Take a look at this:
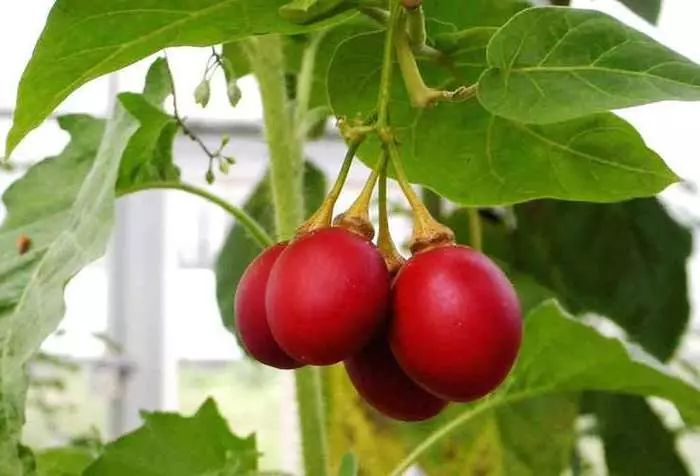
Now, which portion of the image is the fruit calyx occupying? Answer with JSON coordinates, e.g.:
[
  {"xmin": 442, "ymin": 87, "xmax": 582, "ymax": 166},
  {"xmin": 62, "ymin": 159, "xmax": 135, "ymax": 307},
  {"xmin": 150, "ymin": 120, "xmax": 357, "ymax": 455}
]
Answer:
[
  {"xmin": 333, "ymin": 164, "xmax": 378, "ymax": 240},
  {"xmin": 409, "ymin": 212, "xmax": 455, "ymax": 254}
]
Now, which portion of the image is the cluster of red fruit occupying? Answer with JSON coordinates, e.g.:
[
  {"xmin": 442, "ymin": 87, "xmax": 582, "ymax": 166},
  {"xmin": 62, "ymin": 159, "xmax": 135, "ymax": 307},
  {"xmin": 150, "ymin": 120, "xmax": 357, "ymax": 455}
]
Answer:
[{"xmin": 234, "ymin": 222, "xmax": 522, "ymax": 422}]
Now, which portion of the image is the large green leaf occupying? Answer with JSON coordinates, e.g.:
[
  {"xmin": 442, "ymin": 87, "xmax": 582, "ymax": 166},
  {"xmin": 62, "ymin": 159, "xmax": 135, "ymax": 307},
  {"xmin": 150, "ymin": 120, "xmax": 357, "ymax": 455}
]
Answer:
[
  {"xmin": 619, "ymin": 0, "xmax": 662, "ymax": 24},
  {"xmin": 594, "ymin": 395, "xmax": 691, "ymax": 476},
  {"xmin": 478, "ymin": 7, "xmax": 700, "ymax": 124},
  {"xmin": 279, "ymin": 0, "xmax": 354, "ymax": 25},
  {"xmin": 327, "ymin": 32, "xmax": 677, "ymax": 206},
  {"xmin": 503, "ymin": 301, "xmax": 700, "ymax": 423},
  {"xmin": 510, "ymin": 198, "xmax": 691, "ymax": 360},
  {"xmin": 423, "ymin": 0, "xmax": 529, "ymax": 35},
  {"xmin": 215, "ymin": 163, "xmax": 325, "ymax": 339},
  {"xmin": 467, "ymin": 198, "xmax": 693, "ymax": 474},
  {"xmin": 6, "ymin": 0, "xmax": 355, "ymax": 156},
  {"xmin": 36, "ymin": 448, "xmax": 95, "ymax": 476},
  {"xmin": 0, "ymin": 113, "xmax": 134, "ymax": 473},
  {"xmin": 84, "ymin": 398, "xmax": 258, "ymax": 475},
  {"xmin": 0, "ymin": 60, "xmax": 170, "ymax": 473}
]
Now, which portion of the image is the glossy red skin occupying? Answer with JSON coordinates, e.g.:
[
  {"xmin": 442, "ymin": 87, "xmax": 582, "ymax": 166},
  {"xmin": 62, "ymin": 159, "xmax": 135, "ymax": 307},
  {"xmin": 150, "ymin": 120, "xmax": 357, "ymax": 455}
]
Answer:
[
  {"xmin": 391, "ymin": 245, "xmax": 522, "ymax": 402},
  {"xmin": 345, "ymin": 332, "xmax": 447, "ymax": 421},
  {"xmin": 235, "ymin": 243, "xmax": 304, "ymax": 369},
  {"xmin": 266, "ymin": 227, "xmax": 390, "ymax": 365}
]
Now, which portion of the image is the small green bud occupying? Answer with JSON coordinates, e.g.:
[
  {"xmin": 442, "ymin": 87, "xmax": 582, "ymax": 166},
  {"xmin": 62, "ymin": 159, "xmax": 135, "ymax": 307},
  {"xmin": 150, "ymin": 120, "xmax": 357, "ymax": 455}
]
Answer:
[
  {"xmin": 194, "ymin": 79, "xmax": 211, "ymax": 108},
  {"xmin": 205, "ymin": 169, "xmax": 215, "ymax": 184},
  {"xmin": 227, "ymin": 81, "xmax": 242, "ymax": 107},
  {"xmin": 218, "ymin": 160, "xmax": 230, "ymax": 174}
]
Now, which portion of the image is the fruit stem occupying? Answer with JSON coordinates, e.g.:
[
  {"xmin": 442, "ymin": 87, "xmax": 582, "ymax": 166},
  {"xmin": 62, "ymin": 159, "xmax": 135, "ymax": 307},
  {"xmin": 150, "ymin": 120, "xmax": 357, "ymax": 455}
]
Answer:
[
  {"xmin": 468, "ymin": 208, "xmax": 483, "ymax": 252},
  {"xmin": 385, "ymin": 140, "xmax": 455, "ymax": 253},
  {"xmin": 117, "ymin": 181, "xmax": 273, "ymax": 247},
  {"xmin": 394, "ymin": 15, "xmax": 476, "ymax": 108},
  {"xmin": 248, "ymin": 35, "xmax": 329, "ymax": 476},
  {"xmin": 378, "ymin": 150, "xmax": 406, "ymax": 274},
  {"xmin": 297, "ymin": 138, "xmax": 364, "ymax": 236},
  {"xmin": 333, "ymin": 159, "xmax": 379, "ymax": 240}
]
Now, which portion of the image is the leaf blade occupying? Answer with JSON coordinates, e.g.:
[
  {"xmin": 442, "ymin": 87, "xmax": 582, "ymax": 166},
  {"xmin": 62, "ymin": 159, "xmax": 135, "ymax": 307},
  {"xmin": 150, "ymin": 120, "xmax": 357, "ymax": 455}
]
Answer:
[
  {"xmin": 84, "ymin": 398, "xmax": 258, "ymax": 476},
  {"xmin": 6, "ymin": 0, "xmax": 354, "ymax": 156},
  {"xmin": 327, "ymin": 31, "xmax": 677, "ymax": 206},
  {"xmin": 478, "ymin": 7, "xmax": 700, "ymax": 123}
]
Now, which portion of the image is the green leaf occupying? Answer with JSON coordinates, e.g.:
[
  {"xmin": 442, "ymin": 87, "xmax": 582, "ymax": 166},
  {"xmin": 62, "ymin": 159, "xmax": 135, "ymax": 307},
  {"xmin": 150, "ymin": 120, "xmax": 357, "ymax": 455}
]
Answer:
[
  {"xmin": 222, "ymin": 42, "xmax": 251, "ymax": 80},
  {"xmin": 619, "ymin": 0, "xmax": 662, "ymax": 24},
  {"xmin": 215, "ymin": 163, "xmax": 325, "ymax": 340},
  {"xmin": 459, "ymin": 199, "xmax": 693, "ymax": 474},
  {"xmin": 440, "ymin": 299, "xmax": 700, "ymax": 464},
  {"xmin": 510, "ymin": 198, "xmax": 692, "ymax": 361},
  {"xmin": 0, "ymin": 111, "xmax": 137, "ymax": 472},
  {"xmin": 327, "ymin": 32, "xmax": 677, "ymax": 206},
  {"xmin": 279, "ymin": 0, "xmax": 352, "ymax": 25},
  {"xmin": 423, "ymin": 0, "xmax": 529, "ymax": 35},
  {"xmin": 337, "ymin": 451, "xmax": 358, "ymax": 476},
  {"xmin": 439, "ymin": 396, "xmax": 578, "ymax": 476},
  {"xmin": 6, "ymin": 0, "xmax": 355, "ymax": 156},
  {"xmin": 505, "ymin": 300, "xmax": 700, "ymax": 422},
  {"xmin": 116, "ymin": 58, "xmax": 181, "ymax": 190},
  {"xmin": 36, "ymin": 447, "xmax": 95, "ymax": 476},
  {"xmin": 594, "ymin": 395, "xmax": 691, "ymax": 476},
  {"xmin": 84, "ymin": 398, "xmax": 258, "ymax": 476},
  {"xmin": 478, "ymin": 7, "xmax": 700, "ymax": 124},
  {"xmin": 0, "ymin": 59, "xmax": 168, "ymax": 472}
]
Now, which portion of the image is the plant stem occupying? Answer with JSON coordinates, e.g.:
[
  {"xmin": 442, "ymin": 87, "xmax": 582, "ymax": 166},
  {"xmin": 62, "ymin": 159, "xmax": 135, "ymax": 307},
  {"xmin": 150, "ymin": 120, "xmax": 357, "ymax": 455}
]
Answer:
[
  {"xmin": 295, "ymin": 30, "xmax": 327, "ymax": 137},
  {"xmin": 298, "ymin": 139, "xmax": 364, "ymax": 234},
  {"xmin": 248, "ymin": 35, "xmax": 329, "ymax": 476},
  {"xmin": 468, "ymin": 208, "xmax": 483, "ymax": 252},
  {"xmin": 394, "ymin": 22, "xmax": 476, "ymax": 108},
  {"xmin": 247, "ymin": 36, "xmax": 305, "ymax": 240},
  {"xmin": 376, "ymin": 0, "xmax": 402, "ymax": 129},
  {"xmin": 116, "ymin": 181, "xmax": 272, "ymax": 247},
  {"xmin": 405, "ymin": 5, "xmax": 427, "ymax": 47}
]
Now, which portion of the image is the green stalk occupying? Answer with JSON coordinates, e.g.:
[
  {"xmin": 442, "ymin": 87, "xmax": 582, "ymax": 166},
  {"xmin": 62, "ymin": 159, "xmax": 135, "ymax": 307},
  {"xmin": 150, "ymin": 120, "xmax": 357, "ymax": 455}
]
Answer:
[
  {"xmin": 467, "ymin": 208, "xmax": 483, "ymax": 252},
  {"xmin": 295, "ymin": 30, "xmax": 327, "ymax": 137},
  {"xmin": 116, "ymin": 181, "xmax": 273, "ymax": 247},
  {"xmin": 247, "ymin": 36, "xmax": 304, "ymax": 240},
  {"xmin": 247, "ymin": 35, "xmax": 329, "ymax": 476},
  {"xmin": 405, "ymin": 5, "xmax": 427, "ymax": 47},
  {"xmin": 376, "ymin": 0, "xmax": 402, "ymax": 129}
]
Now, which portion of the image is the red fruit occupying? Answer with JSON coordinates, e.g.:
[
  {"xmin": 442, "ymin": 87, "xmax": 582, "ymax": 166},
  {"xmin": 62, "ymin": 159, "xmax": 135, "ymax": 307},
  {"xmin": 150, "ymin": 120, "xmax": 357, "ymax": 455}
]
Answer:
[
  {"xmin": 266, "ymin": 227, "xmax": 390, "ymax": 365},
  {"xmin": 235, "ymin": 243, "xmax": 303, "ymax": 370},
  {"xmin": 345, "ymin": 333, "xmax": 447, "ymax": 422},
  {"xmin": 391, "ymin": 245, "xmax": 522, "ymax": 402}
]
